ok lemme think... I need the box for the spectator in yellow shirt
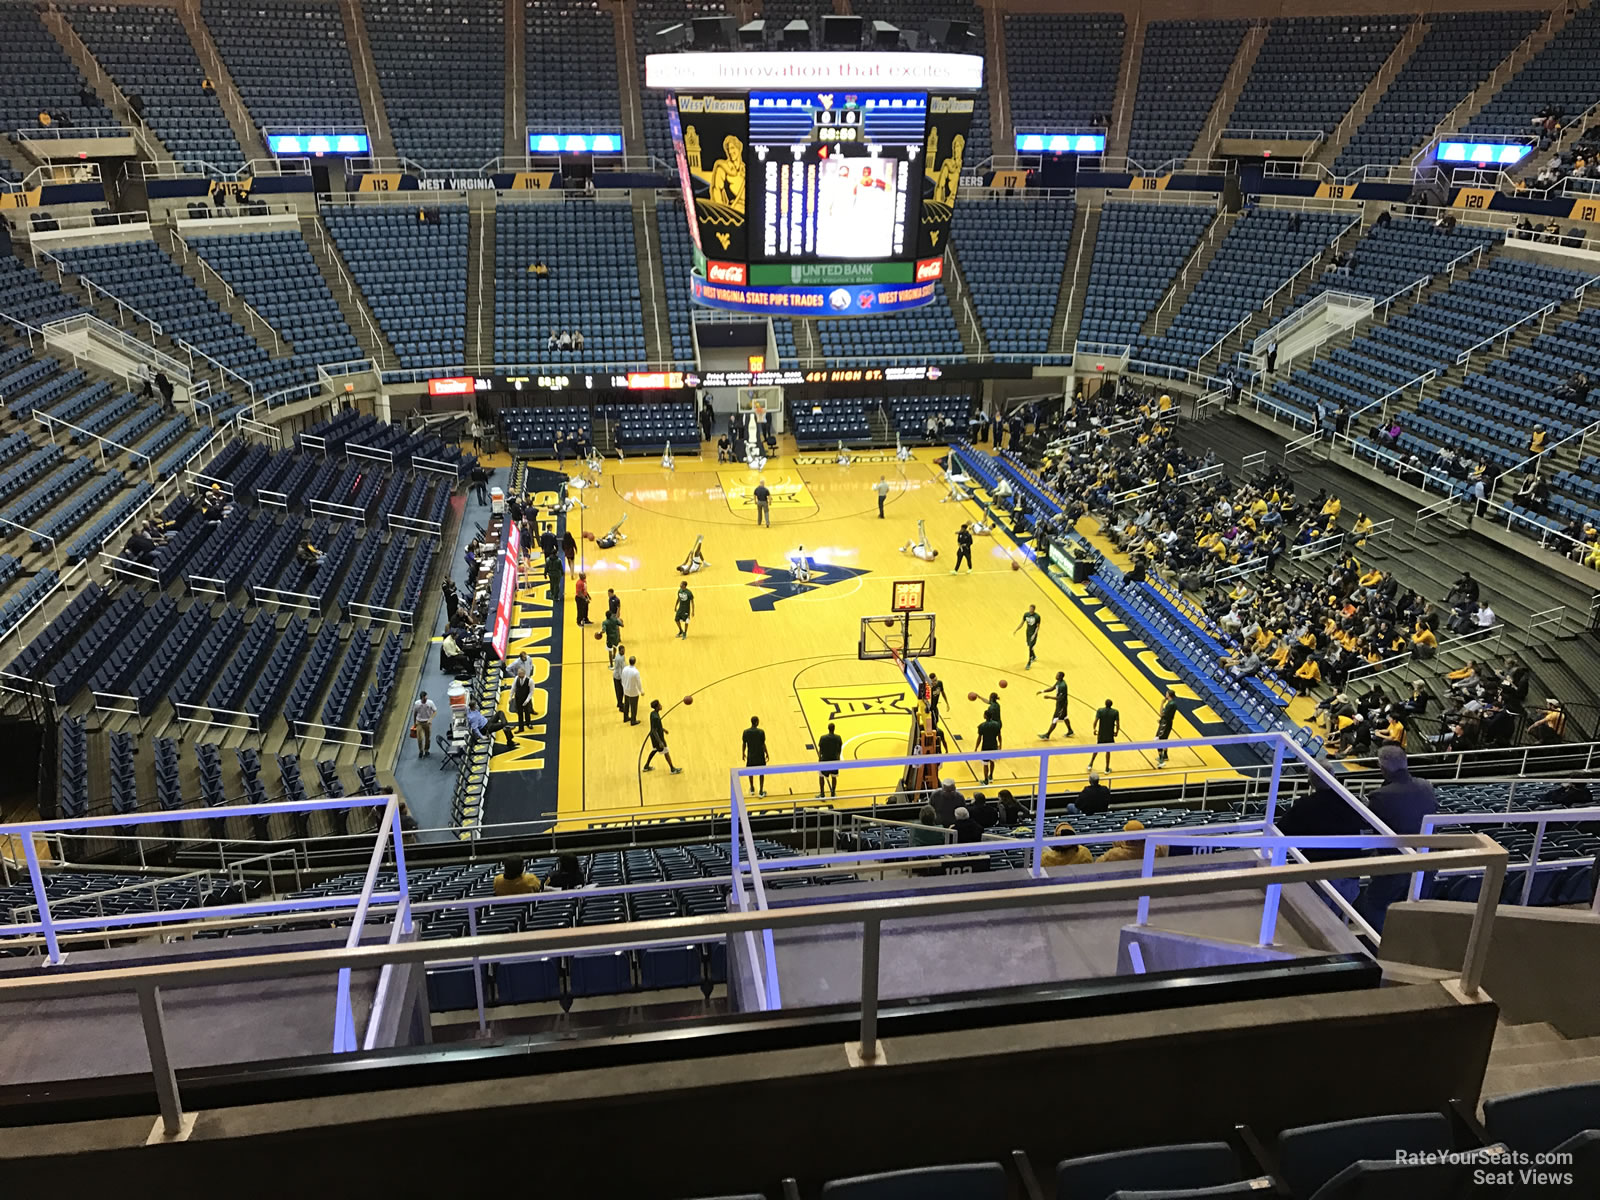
[1096,819,1166,864]
[493,859,543,896]
[1294,657,1322,691]
[1043,822,1093,868]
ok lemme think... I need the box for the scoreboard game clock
[647,51,984,318]
[892,580,925,612]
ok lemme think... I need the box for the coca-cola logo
[915,257,944,282]
[707,261,746,285]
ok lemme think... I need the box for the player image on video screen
[813,147,901,259]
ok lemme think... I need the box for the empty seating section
[324,207,467,371]
[500,405,591,452]
[817,282,963,364]
[852,0,991,163]
[1277,257,1588,434]
[1136,209,1351,369]
[1335,11,1540,175]
[1228,17,1408,137]
[68,5,244,172]
[1128,20,1248,168]
[1077,202,1213,348]
[0,257,87,329]
[1005,13,1124,133]
[791,397,870,446]
[633,1,730,160]
[1465,4,1600,138]
[191,231,364,370]
[203,0,364,131]
[1422,782,1600,905]
[524,1,619,131]
[494,203,646,365]
[53,240,302,393]
[952,196,1074,357]
[1295,217,1498,312]
[364,0,503,169]
[607,401,696,451]
[0,4,118,140]
[655,201,697,365]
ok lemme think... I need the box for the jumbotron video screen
[646,52,985,316]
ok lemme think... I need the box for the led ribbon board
[267,132,369,156]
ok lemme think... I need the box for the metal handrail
[1415,805,1600,910]
[1327,17,1427,160]
[0,799,1507,1141]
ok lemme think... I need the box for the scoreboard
[648,51,984,317]
[751,91,923,262]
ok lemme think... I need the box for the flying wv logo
[736,559,868,612]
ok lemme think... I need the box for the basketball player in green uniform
[1013,604,1041,668]
[674,581,695,639]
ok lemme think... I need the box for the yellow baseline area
[529,447,1245,831]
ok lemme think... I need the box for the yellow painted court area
[511,447,1245,829]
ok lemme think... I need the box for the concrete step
[1053,201,1100,355]
[1489,1034,1600,1069]
[1191,23,1265,162]
[1107,15,1145,160]
[1146,211,1234,337]
[633,192,670,366]
[1492,1020,1567,1049]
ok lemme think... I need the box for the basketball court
[489,445,1250,830]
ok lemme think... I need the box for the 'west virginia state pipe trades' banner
[918,94,975,257]
[672,93,749,262]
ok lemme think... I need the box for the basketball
[999,680,1008,688]
[683,695,694,706]
[583,530,596,541]
[967,691,979,701]
[1010,560,1021,571]
[594,631,603,640]
[882,617,894,627]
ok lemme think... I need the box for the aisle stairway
[176,0,269,164]
[1314,18,1428,168]
[301,215,398,370]
[152,225,294,364]
[1190,23,1266,161]
[339,0,397,161]
[1481,1022,1600,1101]
[1052,200,1100,355]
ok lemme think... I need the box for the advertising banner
[690,273,936,315]
[918,94,974,257]
[673,93,749,261]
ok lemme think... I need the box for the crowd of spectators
[984,385,1577,757]
[1530,104,1599,192]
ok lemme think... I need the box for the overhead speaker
[871,20,900,48]
[821,14,863,46]
[738,19,765,46]
[925,18,972,47]
[691,15,735,47]
[782,19,810,46]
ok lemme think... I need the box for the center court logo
[820,692,914,719]
[736,558,869,611]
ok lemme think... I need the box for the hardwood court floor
[518,446,1243,830]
